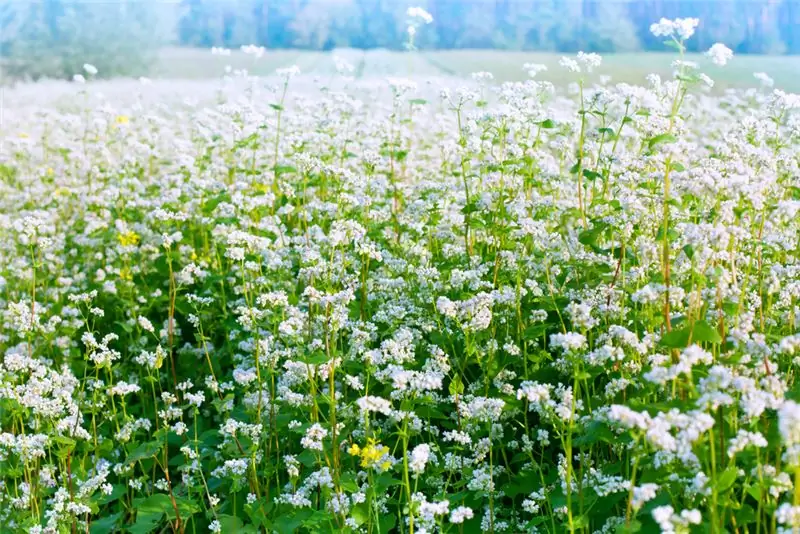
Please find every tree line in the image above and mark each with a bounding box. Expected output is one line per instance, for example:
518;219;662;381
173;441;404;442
178;0;799;54
1;0;799;81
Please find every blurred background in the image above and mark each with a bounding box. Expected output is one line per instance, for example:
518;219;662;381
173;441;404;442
2;0;799;88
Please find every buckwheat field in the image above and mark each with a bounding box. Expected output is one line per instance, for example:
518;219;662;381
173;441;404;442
2;15;800;534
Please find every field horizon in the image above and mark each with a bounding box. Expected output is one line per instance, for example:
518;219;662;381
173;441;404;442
149;47;800;91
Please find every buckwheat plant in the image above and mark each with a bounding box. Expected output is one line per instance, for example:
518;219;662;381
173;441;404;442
1;16;800;534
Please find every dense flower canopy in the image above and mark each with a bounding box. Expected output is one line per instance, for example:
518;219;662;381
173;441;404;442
1;20;800;534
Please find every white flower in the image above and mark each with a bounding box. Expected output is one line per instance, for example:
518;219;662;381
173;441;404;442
779;400;800;446
300;423;328;451
138;316;154;333
449;506;474;524
650;17;700;40
409;444;431;475
754;72;774;87
706;43;733;66
559;57;580;73
240;44;265;58
407;6;433;24
576;52;602;72
83;63;98;75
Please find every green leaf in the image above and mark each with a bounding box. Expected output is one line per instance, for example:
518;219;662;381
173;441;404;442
128;511;163;534
170;497;200;520
539;119;556;129
692;320;722;344
409;98;427;105
96;484;125;505
273;509;313;534
53;435;76;458
659;327;691;349
90;512;121;534
461;201;481;215
449;375;464;396
135;493;174;515
350;503;369;526
648;133;677;151
273;164;296;175
218;515;244;530
715;466;739;494
616;519;642;533
669;161;685;172
578;223;607;246
660;320;721;349
523;323;549;340
53;435;76;448
303;351;329;365
503;471;540;498
378;513;396;533
127;441;161;463
582;169;603;181
201;192;230;215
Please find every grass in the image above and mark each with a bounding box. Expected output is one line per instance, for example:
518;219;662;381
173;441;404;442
154;47;800;91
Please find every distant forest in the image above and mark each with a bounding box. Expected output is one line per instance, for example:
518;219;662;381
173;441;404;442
178;0;799;54
2;0;799;80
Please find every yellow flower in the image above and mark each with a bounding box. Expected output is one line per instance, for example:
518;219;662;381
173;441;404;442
359;439;390;469
115;115;130;125
46;168;54;176
348;439;391;470
118;230;140;247
18;132;29;139
119;267;133;281
154;345;165;370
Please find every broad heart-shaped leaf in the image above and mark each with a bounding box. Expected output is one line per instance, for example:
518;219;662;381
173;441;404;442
134;493;174;515
582;168;603;181
660;320;722;349
201;192;230;215
127;440;161;463
349;503;369;526
218;515;250;532
578;222;607;246
378;513;397;533
89;512;121;534
169;496;200;520
503;470;541;498
273;509;313;534
715;465;739;494
692;320;723;344
128;511;163;534
659;326;692;349
648;133;677;151
95;484;125;505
